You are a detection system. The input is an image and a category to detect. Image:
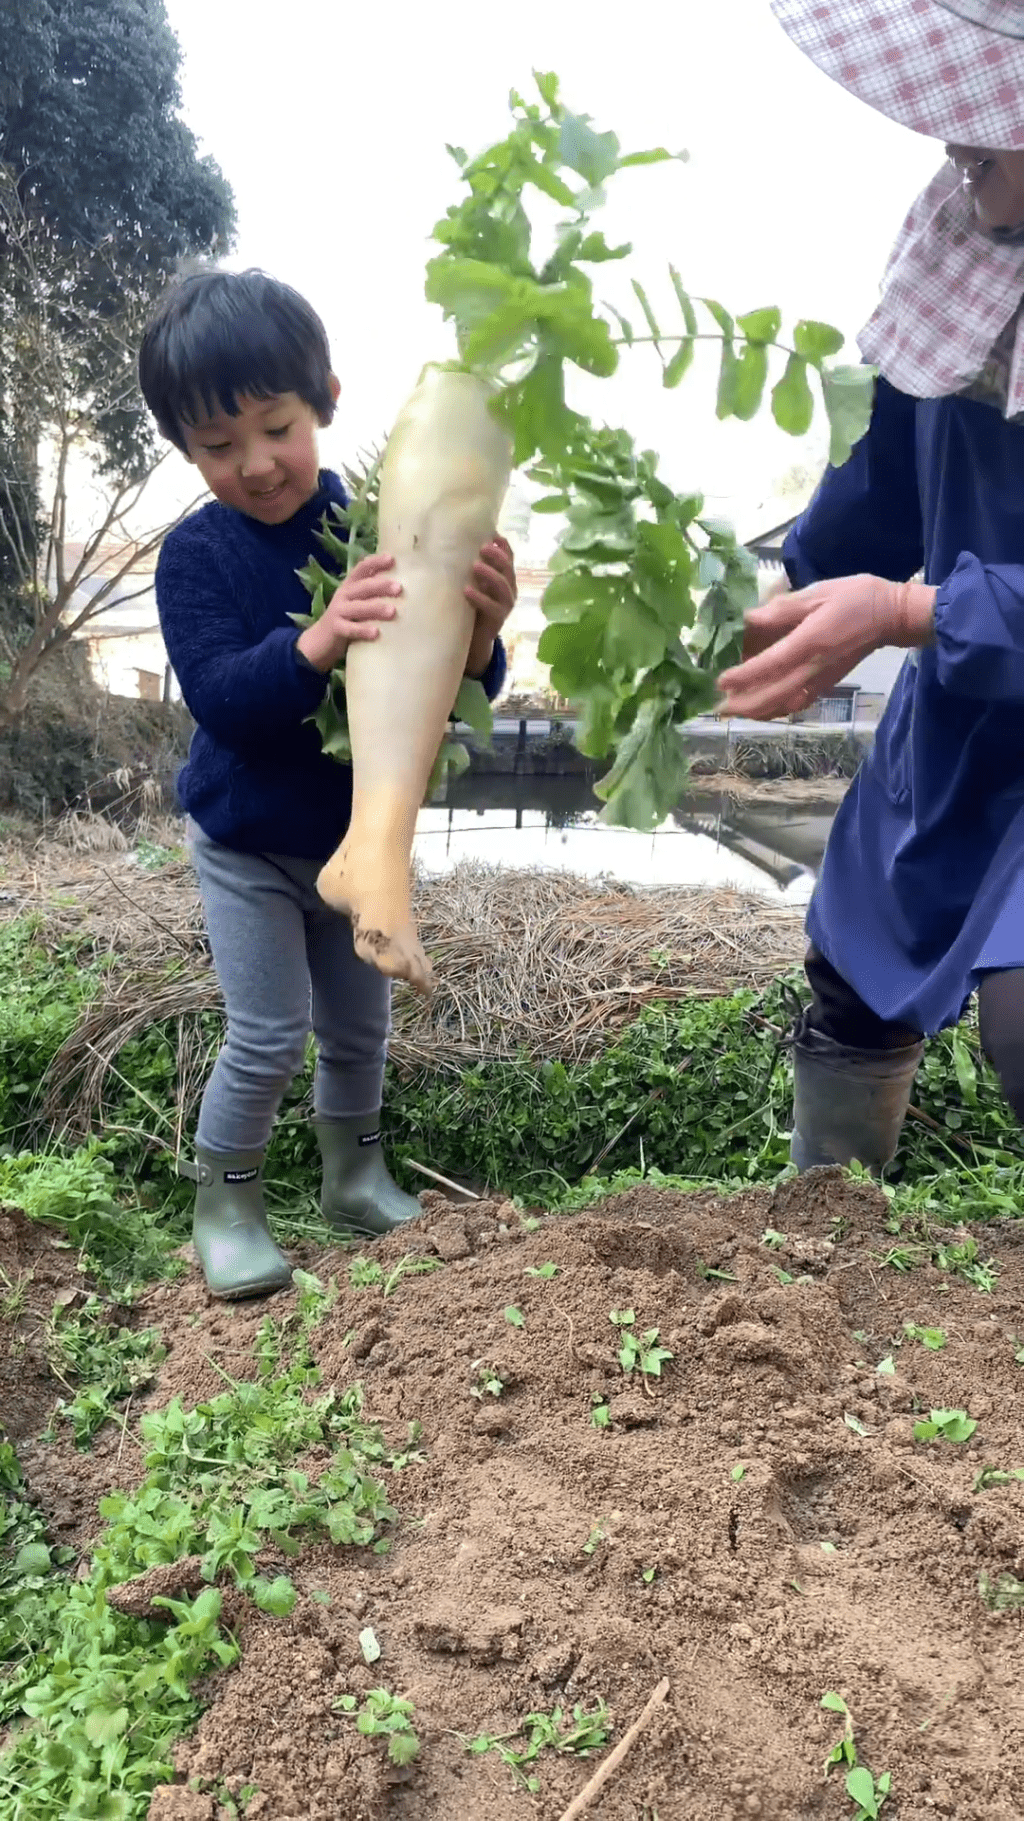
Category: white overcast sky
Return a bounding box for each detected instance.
[142,0,942,546]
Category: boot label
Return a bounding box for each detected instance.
[223,1167,259,1183]
[358,1131,382,1148]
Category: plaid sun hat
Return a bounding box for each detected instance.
[772,0,1024,416]
[771,0,1024,146]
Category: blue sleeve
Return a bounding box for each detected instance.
[782,376,925,588]
[478,636,507,701]
[932,553,1024,700]
[156,526,326,750]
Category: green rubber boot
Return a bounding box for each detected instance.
[181,1147,293,1300]
[314,1114,421,1238]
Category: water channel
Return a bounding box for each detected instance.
[413,746,841,907]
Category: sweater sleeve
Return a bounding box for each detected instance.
[782,376,925,589]
[478,636,507,701]
[931,553,1024,700]
[156,521,327,750]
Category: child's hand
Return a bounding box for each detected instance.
[464,536,517,678]
[295,553,401,673]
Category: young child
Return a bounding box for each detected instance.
[139,268,515,1300]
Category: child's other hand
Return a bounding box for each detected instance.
[465,535,517,678]
[295,553,401,673]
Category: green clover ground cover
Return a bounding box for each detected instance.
[0,1280,410,1820]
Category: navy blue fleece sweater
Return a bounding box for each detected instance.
[156,470,506,860]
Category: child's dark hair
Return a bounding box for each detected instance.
[139,267,336,450]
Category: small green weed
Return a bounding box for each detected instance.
[979,1571,1024,1611]
[0,1264,31,1321]
[525,1261,559,1279]
[696,1262,738,1283]
[195,1781,261,1819]
[609,1310,673,1381]
[334,1688,420,1767]
[44,1297,166,1447]
[582,1521,609,1557]
[464,1700,612,1792]
[349,1256,385,1289]
[590,1396,611,1430]
[822,1694,892,1819]
[505,1305,525,1328]
[973,1465,1024,1491]
[912,1408,977,1444]
[292,1267,338,1327]
[133,839,186,871]
[470,1361,506,1400]
[932,1236,997,1291]
[903,1323,946,1351]
[0,1433,239,1821]
[876,1245,920,1274]
[252,1270,345,1381]
[0,1144,175,1291]
[348,1254,441,1297]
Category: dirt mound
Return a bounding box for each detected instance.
[17,1176,1024,1819]
[0,1204,96,1441]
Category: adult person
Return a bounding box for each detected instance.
[718,0,1024,1173]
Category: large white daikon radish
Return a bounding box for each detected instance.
[316,364,512,993]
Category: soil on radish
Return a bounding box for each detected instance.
[13,1173,1024,1821]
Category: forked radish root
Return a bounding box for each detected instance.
[316,364,512,992]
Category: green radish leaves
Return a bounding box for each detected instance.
[306,72,874,835]
[423,71,873,830]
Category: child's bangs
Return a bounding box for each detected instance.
[180,310,314,427]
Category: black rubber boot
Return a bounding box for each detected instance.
[181,1147,293,1300]
[791,1025,924,1174]
[314,1114,421,1238]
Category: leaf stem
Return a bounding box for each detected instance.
[610,331,803,361]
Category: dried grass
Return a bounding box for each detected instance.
[0,818,805,1138]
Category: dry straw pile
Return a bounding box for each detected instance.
[1,816,805,1137]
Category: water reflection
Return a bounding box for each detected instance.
[413,774,839,905]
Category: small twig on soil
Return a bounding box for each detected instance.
[556,1677,671,1821]
[406,1158,480,1201]
[553,1304,577,1360]
[898,1463,938,1498]
[906,1102,973,1153]
[747,1009,785,1038]
[116,1396,134,1465]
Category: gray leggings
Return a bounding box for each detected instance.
[189,824,391,1154]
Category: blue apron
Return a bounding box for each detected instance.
[784,375,1024,1033]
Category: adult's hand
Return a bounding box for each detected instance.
[717,573,936,721]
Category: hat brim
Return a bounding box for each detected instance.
[771,0,1024,149]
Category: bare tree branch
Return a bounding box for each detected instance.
[0,171,209,730]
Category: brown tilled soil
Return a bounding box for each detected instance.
[11,1174,1024,1821]
[0,1204,104,1444]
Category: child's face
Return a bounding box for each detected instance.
[181,387,335,524]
